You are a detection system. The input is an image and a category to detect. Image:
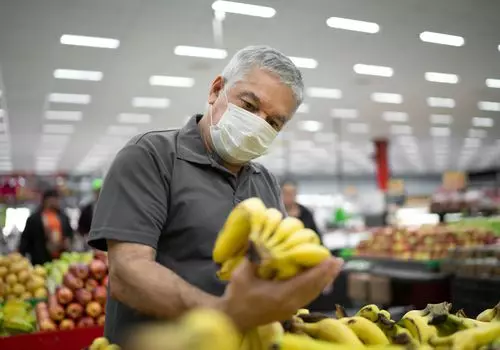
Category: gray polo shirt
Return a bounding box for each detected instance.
[88,115,285,344]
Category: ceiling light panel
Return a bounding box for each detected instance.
[49,93,91,104]
[371,92,403,104]
[149,76,195,87]
[211,1,276,18]
[174,46,227,59]
[307,87,342,99]
[425,72,459,84]
[60,34,120,49]
[347,123,369,134]
[326,17,380,33]
[478,101,500,111]
[464,138,481,148]
[419,31,465,46]
[382,111,408,122]
[427,97,455,108]
[53,69,103,81]
[391,124,412,135]
[288,57,318,69]
[132,97,170,109]
[117,113,151,124]
[472,117,494,127]
[45,110,83,121]
[42,124,75,134]
[430,114,453,124]
[298,120,323,132]
[331,108,358,119]
[468,128,487,138]
[431,127,450,137]
[296,104,309,113]
[486,79,500,88]
[353,64,393,77]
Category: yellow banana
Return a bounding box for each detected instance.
[399,313,437,344]
[477,302,500,322]
[376,313,417,346]
[240,328,262,350]
[273,333,362,350]
[272,243,331,268]
[294,318,364,345]
[256,322,284,349]
[340,316,390,345]
[216,255,244,281]
[273,228,320,252]
[356,304,381,322]
[265,217,304,248]
[213,198,266,264]
[430,322,500,350]
[273,260,301,280]
[252,208,283,243]
[296,309,310,316]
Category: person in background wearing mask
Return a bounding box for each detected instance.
[19,189,73,265]
[87,46,343,345]
[281,180,322,242]
[78,179,102,238]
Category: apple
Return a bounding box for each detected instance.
[77,316,95,328]
[75,288,92,305]
[39,319,57,331]
[56,286,74,305]
[101,275,109,288]
[66,303,84,320]
[97,314,106,326]
[93,286,107,306]
[59,319,75,330]
[63,272,84,290]
[85,278,99,292]
[86,301,103,318]
[89,259,107,280]
[69,264,90,280]
[48,304,65,321]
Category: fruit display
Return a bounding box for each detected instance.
[354,225,497,261]
[39,255,108,331]
[0,252,48,303]
[88,337,121,350]
[0,299,37,336]
[44,251,95,286]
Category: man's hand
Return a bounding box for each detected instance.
[218,257,343,331]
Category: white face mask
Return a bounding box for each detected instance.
[209,91,278,164]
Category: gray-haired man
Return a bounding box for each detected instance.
[88,46,343,345]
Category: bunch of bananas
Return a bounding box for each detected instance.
[213,197,330,281]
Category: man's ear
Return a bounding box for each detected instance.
[208,76,225,105]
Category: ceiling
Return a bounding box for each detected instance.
[0,0,500,177]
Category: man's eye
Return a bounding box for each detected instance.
[243,101,257,112]
[268,120,280,131]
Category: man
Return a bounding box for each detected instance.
[78,179,102,237]
[281,180,321,240]
[19,189,73,265]
[88,46,343,344]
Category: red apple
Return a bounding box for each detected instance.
[93,286,107,306]
[85,278,99,292]
[39,319,57,331]
[86,301,102,318]
[66,303,84,320]
[89,259,107,280]
[97,314,106,326]
[75,288,92,305]
[56,286,74,305]
[63,272,84,290]
[59,318,75,330]
[47,295,65,321]
[69,264,90,280]
[77,316,95,328]
[101,275,109,288]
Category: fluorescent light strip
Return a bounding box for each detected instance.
[43,124,75,134]
[425,72,459,84]
[464,138,481,148]
[298,120,322,132]
[174,46,227,59]
[430,114,453,124]
[478,101,500,112]
[347,123,369,134]
[472,117,494,128]
[391,124,412,135]
[353,64,393,77]
[288,56,318,69]
[371,92,402,104]
[132,97,170,109]
[49,93,91,104]
[427,97,455,108]
[60,34,120,49]
[149,76,195,87]
[331,108,357,119]
[307,87,342,99]
[211,1,276,18]
[431,127,450,137]
[296,104,309,113]
[468,129,487,138]
[419,31,465,47]
[326,17,380,34]
[382,111,408,122]
[117,113,151,124]
[53,69,103,81]
[485,79,500,88]
[45,110,83,121]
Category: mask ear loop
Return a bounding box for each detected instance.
[209,85,229,127]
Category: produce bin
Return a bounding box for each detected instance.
[451,276,500,317]
[0,326,103,350]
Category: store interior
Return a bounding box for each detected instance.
[0,0,500,349]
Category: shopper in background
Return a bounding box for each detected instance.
[88,46,343,345]
[281,180,322,242]
[78,179,102,238]
[19,189,73,265]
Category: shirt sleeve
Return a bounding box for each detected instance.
[87,143,169,251]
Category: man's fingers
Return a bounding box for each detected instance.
[285,257,344,293]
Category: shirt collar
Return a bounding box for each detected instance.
[176,115,261,174]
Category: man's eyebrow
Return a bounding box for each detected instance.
[268,115,287,125]
[238,91,261,105]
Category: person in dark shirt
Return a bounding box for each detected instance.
[77,179,102,237]
[281,180,322,241]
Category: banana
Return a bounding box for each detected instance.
[272,243,331,268]
[273,260,301,280]
[478,302,500,322]
[272,228,320,252]
[399,313,437,344]
[216,255,244,281]
[335,304,348,319]
[252,208,283,244]
[376,313,417,346]
[356,304,381,322]
[273,333,363,350]
[294,317,364,345]
[430,322,500,350]
[256,322,284,349]
[455,309,468,318]
[296,309,310,316]
[340,316,390,345]
[264,217,304,248]
[90,337,110,350]
[213,198,267,264]
[240,328,261,350]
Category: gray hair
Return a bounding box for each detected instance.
[221,46,304,107]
